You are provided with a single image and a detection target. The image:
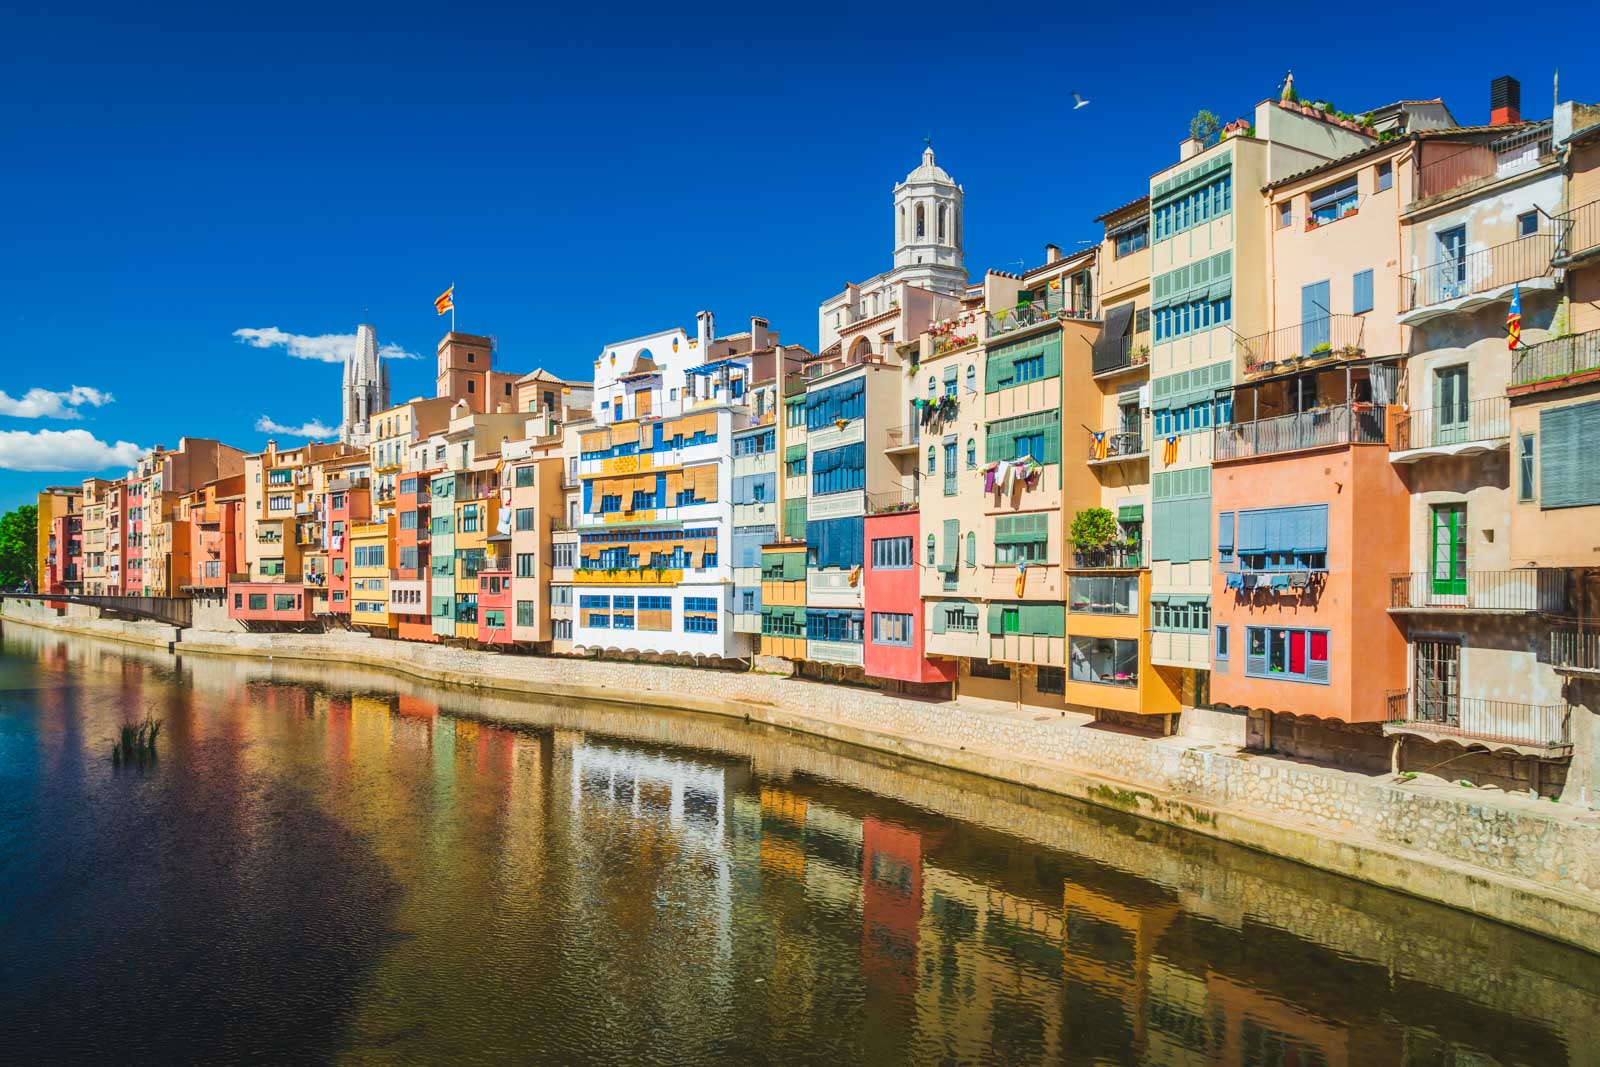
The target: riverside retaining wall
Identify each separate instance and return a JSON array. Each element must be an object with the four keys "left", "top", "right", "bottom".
[{"left": 6, "top": 600, "right": 1600, "bottom": 952}]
